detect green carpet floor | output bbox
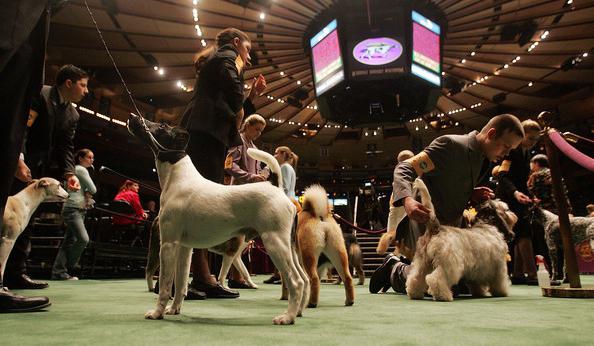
[2,275,593,345]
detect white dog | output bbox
[128,115,309,325]
[406,179,517,301]
[1,178,69,281]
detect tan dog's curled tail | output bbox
[412,178,440,234]
[376,230,395,254]
[301,184,329,220]
[246,148,283,191]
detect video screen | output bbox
[411,11,441,86]
[310,19,345,96]
[352,37,403,66]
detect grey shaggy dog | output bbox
[406,179,517,302]
[538,208,594,281]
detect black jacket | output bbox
[183,44,245,147]
[496,147,532,216]
[24,85,79,179]
[0,1,48,70]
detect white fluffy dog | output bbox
[1,178,69,281]
[128,115,309,325]
[406,179,517,302]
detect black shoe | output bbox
[228,279,256,289]
[0,287,51,313]
[369,254,400,294]
[4,274,49,290]
[185,286,207,300]
[263,275,281,284]
[191,281,239,299]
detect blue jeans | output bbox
[52,207,89,278]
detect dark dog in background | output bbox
[318,233,365,285]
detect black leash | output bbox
[83,0,187,156]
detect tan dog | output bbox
[1,178,69,281]
[288,185,354,308]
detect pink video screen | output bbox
[311,20,344,95]
[412,22,440,73]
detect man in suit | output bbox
[0,0,55,313]
[182,28,266,299]
[4,64,87,290]
[369,114,525,294]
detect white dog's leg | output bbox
[146,242,177,320]
[0,237,17,281]
[166,245,192,315]
[217,254,235,289]
[262,232,304,325]
[232,245,258,288]
[292,246,309,317]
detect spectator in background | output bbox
[274,146,299,202]
[264,146,299,285]
[527,154,572,215]
[113,180,147,225]
[52,149,96,280]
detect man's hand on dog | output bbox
[471,186,495,203]
[15,159,32,182]
[404,196,431,224]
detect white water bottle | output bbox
[536,255,550,288]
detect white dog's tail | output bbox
[246,148,283,191]
[412,178,440,232]
[302,184,329,220]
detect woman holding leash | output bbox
[52,149,97,281]
[181,27,267,299]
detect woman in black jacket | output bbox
[182,28,266,299]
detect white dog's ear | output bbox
[36,179,50,189]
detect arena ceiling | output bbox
[48,0,594,170]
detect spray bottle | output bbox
[536,255,550,288]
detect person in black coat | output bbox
[4,64,88,291]
[496,119,542,285]
[0,0,63,313]
[181,28,267,299]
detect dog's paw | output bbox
[165,305,180,315]
[279,295,288,301]
[307,302,317,308]
[144,309,164,320]
[272,313,295,325]
[344,299,354,306]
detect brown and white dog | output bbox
[286,185,354,308]
[128,115,308,325]
[1,178,69,281]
